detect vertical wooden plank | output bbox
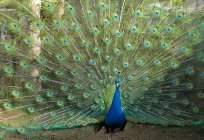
[31,0,41,60]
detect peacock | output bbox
[0,0,204,139]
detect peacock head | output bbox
[115,78,121,87]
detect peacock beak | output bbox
[115,78,121,87]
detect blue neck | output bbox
[105,86,125,127]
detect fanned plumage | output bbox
[0,0,204,138]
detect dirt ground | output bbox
[6,123,204,140]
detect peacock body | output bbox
[0,0,204,138]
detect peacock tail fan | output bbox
[0,0,203,138]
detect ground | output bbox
[6,123,204,140]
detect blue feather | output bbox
[105,82,125,128]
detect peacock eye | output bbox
[135,12,141,17]
[47,4,51,8]
[132,27,136,32]
[188,33,195,38]
[176,14,183,20]
[113,14,119,20]
[200,73,204,78]
[202,23,204,28]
